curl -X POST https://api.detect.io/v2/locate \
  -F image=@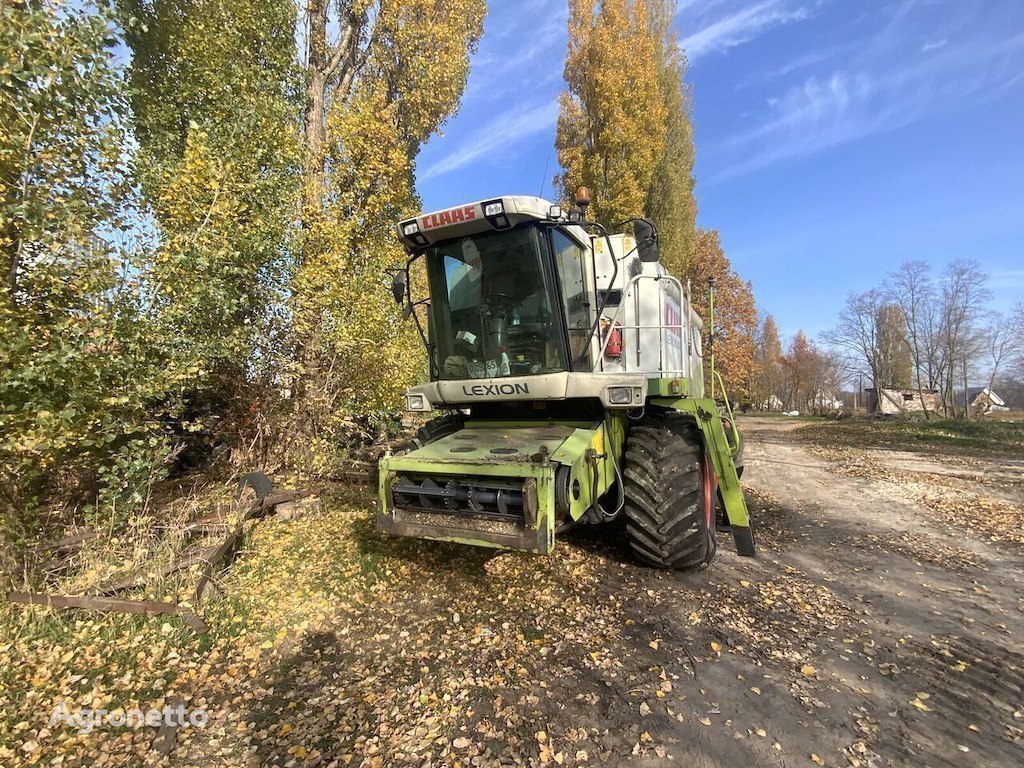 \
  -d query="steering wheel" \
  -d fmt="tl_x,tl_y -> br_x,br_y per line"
483,292 -> 515,313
